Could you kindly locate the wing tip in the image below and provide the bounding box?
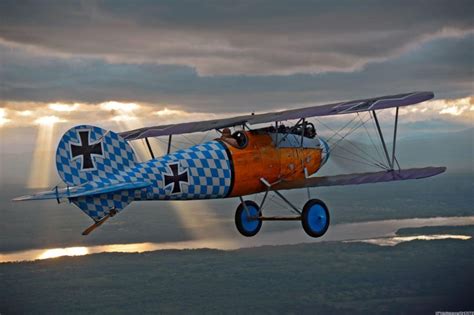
[434,165,447,174]
[418,90,435,100]
[12,195,35,202]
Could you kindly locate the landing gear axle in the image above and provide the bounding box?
[234,197,330,238]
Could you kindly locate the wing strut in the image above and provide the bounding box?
[145,137,155,159]
[372,110,392,169]
[372,106,401,170]
[144,135,172,159]
[167,134,172,154]
[391,107,399,169]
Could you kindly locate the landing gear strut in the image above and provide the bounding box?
[234,179,331,238]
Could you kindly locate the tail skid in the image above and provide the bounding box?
[81,209,117,235]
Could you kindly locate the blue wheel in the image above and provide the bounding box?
[235,200,262,237]
[301,199,330,237]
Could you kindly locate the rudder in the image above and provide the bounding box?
[56,125,138,186]
[56,125,141,222]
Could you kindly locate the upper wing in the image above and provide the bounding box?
[120,91,434,140]
[120,116,250,141]
[271,166,446,191]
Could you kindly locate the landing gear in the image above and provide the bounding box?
[235,179,331,238]
[235,200,262,237]
[301,199,330,237]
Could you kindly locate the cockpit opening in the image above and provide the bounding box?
[259,122,317,139]
[255,121,321,149]
[220,128,248,149]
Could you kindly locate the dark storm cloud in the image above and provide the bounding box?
[0,0,472,75]
[1,35,472,112]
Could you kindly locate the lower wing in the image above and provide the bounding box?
[272,166,446,190]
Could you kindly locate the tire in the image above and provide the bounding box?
[235,200,262,237]
[301,199,330,238]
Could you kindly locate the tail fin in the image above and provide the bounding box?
[56,125,138,186]
[55,125,142,223]
[14,125,144,232]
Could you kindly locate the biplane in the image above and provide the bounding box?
[14,91,446,237]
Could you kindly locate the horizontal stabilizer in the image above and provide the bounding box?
[273,167,446,190]
[13,181,151,201]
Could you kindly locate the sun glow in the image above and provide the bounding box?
[37,247,89,260]
[0,108,10,127]
[439,105,469,116]
[28,116,64,188]
[34,115,65,125]
[111,114,138,122]
[0,108,11,126]
[350,234,472,246]
[17,110,33,116]
[48,103,80,112]
[100,101,139,112]
[153,108,185,117]
[100,101,152,161]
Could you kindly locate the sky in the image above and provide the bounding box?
[0,0,473,184]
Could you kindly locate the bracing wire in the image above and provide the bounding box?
[328,115,369,151]
[318,114,390,170]
[180,134,198,146]
[197,130,212,145]
[329,152,387,169]
[329,113,388,168]
[268,192,292,210]
[156,137,180,151]
[329,142,389,170]
[325,115,359,143]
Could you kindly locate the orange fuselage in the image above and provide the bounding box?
[224,131,323,197]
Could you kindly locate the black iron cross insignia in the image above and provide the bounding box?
[164,163,189,194]
[70,130,104,170]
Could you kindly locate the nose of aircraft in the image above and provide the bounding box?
[319,137,330,166]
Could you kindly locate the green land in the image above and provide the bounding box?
[1,225,473,314]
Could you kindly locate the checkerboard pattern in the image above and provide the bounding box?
[125,141,233,201]
[60,126,233,221]
[72,189,137,221]
[56,125,138,186]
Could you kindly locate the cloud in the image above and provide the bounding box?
[34,115,66,126]
[1,97,472,133]
[48,103,79,112]
[0,0,472,76]
[1,33,472,113]
[0,108,10,126]
[0,100,232,128]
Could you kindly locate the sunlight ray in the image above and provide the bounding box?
[27,117,64,188]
